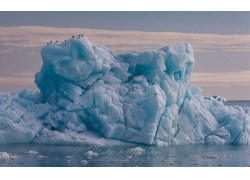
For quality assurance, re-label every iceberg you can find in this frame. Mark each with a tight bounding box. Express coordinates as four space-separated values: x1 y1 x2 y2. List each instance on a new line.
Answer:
0 36 250 146
204 95 226 102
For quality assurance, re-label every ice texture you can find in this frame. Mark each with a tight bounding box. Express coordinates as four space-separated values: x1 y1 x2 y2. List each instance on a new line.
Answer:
1 36 250 146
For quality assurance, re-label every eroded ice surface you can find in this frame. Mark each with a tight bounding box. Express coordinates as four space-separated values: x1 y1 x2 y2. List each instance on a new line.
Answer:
1 36 250 146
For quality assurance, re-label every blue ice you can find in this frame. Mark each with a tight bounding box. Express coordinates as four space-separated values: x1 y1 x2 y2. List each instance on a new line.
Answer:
0 36 250 146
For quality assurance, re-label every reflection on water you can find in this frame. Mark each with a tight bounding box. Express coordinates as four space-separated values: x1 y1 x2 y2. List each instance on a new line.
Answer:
1 144 250 167
1 100 250 167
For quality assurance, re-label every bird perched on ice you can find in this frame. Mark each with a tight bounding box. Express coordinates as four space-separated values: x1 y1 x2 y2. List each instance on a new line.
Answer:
47 42 49 44
72 36 74 38
154 93 157 98
65 40 66 41
50 41 52 43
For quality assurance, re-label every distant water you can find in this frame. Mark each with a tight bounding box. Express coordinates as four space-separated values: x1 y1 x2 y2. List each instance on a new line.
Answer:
224 100 250 108
1 100 250 167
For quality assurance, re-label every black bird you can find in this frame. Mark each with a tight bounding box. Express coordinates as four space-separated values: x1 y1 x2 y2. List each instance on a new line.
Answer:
50 41 52 43
47 42 49 44
72 36 74 38
56 41 58 42
82 35 83 37
65 40 66 41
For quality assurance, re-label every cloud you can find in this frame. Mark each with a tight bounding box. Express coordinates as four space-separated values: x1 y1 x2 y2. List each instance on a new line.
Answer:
0 70 35 77
0 47 15 54
0 70 35 85
190 71 250 87
1 26 250 53
0 77 34 85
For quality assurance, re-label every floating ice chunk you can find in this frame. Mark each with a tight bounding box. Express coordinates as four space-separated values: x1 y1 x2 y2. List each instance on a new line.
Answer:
10 155 18 160
37 155 47 159
81 160 88 165
189 155 199 158
129 147 145 155
84 151 98 159
65 156 74 159
202 155 220 159
118 158 130 163
22 151 38 154
219 155 231 158
0 152 10 161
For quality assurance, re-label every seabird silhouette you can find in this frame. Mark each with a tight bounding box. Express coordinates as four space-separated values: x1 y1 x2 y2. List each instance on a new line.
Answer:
50 41 52 43
154 93 157 98
72 36 74 38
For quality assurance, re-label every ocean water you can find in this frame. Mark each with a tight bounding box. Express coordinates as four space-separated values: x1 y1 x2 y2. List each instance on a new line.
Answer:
0 100 250 167
224 100 250 107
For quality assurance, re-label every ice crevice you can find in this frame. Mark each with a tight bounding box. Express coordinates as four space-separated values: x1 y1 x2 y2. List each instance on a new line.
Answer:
1 36 250 146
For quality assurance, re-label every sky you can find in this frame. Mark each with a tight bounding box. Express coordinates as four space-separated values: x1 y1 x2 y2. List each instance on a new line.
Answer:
1 11 250 100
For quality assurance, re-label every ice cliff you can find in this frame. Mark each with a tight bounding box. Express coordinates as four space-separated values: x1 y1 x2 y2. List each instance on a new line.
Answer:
1 36 250 146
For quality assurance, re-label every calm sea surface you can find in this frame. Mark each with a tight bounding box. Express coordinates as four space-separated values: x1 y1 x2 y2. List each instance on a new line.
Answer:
224 100 250 107
1 100 250 167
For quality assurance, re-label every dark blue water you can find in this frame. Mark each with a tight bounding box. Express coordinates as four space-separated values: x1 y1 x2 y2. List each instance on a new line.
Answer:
1 100 250 167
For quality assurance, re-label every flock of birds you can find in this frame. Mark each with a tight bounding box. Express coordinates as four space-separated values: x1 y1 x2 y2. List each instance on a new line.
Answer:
47 34 84 44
